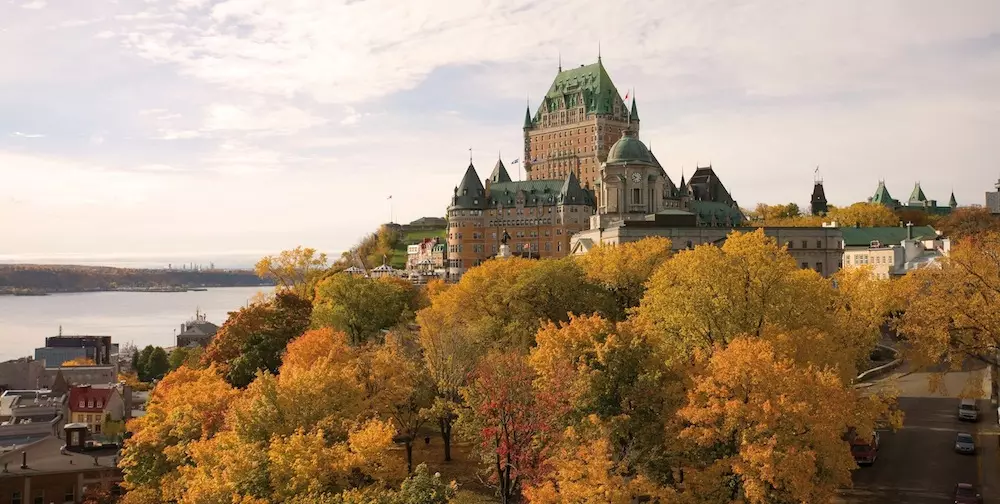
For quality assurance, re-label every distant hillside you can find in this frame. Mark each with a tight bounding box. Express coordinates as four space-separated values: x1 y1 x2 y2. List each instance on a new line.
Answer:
0 264 271 295
337 217 447 271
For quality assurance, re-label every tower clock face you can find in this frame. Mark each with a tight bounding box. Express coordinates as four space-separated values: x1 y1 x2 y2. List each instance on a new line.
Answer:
632 172 642 183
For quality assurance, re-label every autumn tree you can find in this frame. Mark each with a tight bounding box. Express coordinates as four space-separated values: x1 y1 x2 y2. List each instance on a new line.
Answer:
312 274 421 345
527 315 684 499
677 337 896 504
632 229 886 382
255 246 329 299
168 346 203 371
460 351 562 504
895 232 1000 372
934 206 1000 240
119 366 239 500
829 202 899 227
202 291 312 387
575 237 673 320
61 357 96 366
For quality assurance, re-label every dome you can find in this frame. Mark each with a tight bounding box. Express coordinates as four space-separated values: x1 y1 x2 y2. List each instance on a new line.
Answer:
606 130 653 165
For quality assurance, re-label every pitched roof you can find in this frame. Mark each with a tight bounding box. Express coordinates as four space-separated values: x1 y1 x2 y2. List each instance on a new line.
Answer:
488 158 512 184
449 164 486 210
487 173 596 209
68 386 114 413
840 226 938 247
909 182 927 203
690 201 746 226
630 98 639 122
178 320 218 338
688 166 736 207
537 60 624 118
871 181 896 206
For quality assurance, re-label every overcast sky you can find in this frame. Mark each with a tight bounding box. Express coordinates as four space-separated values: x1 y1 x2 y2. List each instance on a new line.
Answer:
1 0 998 260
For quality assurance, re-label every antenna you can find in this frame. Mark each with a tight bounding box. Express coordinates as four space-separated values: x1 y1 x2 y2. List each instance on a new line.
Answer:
558 51 562 72
598 41 602 62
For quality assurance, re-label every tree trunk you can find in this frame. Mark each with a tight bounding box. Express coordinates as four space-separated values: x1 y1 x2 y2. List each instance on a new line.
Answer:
405 441 413 474
439 417 452 462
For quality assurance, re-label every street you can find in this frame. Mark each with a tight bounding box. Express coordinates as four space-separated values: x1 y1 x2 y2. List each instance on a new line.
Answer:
837 360 995 503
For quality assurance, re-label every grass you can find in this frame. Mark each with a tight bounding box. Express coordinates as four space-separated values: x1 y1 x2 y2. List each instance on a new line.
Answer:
389 428 498 502
388 227 447 270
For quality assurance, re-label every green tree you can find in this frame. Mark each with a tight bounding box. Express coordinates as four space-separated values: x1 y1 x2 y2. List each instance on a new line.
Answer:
136 345 155 382
168 347 190 371
202 292 313 388
146 347 170 381
312 274 420 346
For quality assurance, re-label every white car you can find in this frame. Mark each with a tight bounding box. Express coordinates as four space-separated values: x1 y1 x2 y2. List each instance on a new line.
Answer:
958 399 979 422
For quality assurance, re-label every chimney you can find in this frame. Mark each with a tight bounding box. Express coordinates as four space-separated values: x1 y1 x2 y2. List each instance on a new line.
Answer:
21 452 27 469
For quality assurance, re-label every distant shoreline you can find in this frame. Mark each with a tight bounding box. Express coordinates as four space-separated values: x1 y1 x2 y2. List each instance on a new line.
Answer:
0 264 274 296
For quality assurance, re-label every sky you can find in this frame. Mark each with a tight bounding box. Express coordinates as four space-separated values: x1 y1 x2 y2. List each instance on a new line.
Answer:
1 0 999 261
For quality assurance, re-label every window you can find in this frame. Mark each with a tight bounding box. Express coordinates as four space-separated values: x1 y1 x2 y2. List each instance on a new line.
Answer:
87 399 93 408
801 240 808 249
79 400 85 408
12 491 20 504
686 241 693 249
97 400 103 409
34 496 42 504
95 423 102 434
801 262 809 269
815 263 823 273
632 188 641 204
787 241 793 249
86 414 93 423
556 241 562 252
65 489 75 502
816 240 822 248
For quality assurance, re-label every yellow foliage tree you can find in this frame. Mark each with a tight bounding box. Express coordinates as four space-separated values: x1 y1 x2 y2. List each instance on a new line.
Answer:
61 357 96 366
895 232 1000 373
829 202 899 227
677 337 895 504
632 229 887 382
575 237 673 320
119 366 239 499
255 246 329 300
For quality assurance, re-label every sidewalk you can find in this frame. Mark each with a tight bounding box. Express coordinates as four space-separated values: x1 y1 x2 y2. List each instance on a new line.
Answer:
979 365 999 503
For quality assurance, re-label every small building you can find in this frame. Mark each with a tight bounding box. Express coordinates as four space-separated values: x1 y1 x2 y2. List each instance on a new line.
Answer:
39 335 113 366
986 178 1000 214
840 224 949 279
370 259 398 279
0 359 46 393
67 386 124 436
176 309 220 348
0 389 67 443
39 366 116 390
0 424 123 503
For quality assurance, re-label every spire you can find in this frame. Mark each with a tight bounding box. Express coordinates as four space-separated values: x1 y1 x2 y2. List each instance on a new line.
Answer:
558 51 562 73
949 190 958 208
629 92 639 122
909 182 927 203
598 40 602 63
489 155 511 184
523 101 532 129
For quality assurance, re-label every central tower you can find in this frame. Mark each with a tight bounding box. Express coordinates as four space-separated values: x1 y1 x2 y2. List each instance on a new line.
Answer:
522 57 638 193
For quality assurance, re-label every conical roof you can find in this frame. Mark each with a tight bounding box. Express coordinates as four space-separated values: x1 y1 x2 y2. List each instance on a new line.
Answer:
450 163 485 210
559 171 594 206
523 105 532 129
871 181 895 206
949 191 958 207
489 158 512 183
909 182 927 203
630 97 639 122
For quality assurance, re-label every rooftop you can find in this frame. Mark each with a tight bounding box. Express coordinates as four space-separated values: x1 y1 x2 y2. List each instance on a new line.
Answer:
841 225 939 247
0 435 120 477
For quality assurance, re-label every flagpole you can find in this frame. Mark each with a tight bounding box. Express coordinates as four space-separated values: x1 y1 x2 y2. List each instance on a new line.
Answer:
388 195 393 224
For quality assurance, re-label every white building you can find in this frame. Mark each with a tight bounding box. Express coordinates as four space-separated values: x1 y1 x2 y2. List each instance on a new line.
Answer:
840 224 949 279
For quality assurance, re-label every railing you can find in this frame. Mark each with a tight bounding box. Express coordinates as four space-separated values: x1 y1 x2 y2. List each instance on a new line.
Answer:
854 344 903 385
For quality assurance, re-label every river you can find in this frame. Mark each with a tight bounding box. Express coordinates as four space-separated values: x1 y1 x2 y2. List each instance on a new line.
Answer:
0 286 268 361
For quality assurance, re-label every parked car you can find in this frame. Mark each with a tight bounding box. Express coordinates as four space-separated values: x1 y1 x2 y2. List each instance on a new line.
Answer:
954 483 982 503
845 427 880 465
958 399 979 421
954 433 976 454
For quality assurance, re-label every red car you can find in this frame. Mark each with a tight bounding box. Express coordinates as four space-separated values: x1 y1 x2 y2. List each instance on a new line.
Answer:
954 483 982 504
848 430 880 465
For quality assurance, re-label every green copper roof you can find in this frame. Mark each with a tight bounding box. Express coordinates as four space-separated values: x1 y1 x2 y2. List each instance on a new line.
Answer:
630 98 639 122
537 60 623 117
690 200 746 226
523 105 532 129
909 182 927 203
949 191 958 207
487 172 595 208
871 181 896 206
606 131 653 165
841 226 938 247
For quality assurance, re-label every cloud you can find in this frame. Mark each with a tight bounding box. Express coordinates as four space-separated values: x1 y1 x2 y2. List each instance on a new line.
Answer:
10 132 45 138
340 106 363 126
202 102 327 135
95 30 116 39
20 1 47 9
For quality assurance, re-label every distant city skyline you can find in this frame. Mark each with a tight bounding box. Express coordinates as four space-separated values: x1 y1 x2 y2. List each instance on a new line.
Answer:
2 0 998 257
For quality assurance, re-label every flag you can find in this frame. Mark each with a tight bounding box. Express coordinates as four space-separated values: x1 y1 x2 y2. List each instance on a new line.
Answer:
624 90 629 100
387 195 392 200
814 166 819 174
511 158 519 164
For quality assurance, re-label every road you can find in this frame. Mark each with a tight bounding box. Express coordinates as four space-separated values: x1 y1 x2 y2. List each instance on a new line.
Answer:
837 359 995 503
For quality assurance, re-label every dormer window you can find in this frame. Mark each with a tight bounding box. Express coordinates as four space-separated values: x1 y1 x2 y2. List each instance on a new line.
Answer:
87 400 93 408
97 400 103 409
79 400 85 408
